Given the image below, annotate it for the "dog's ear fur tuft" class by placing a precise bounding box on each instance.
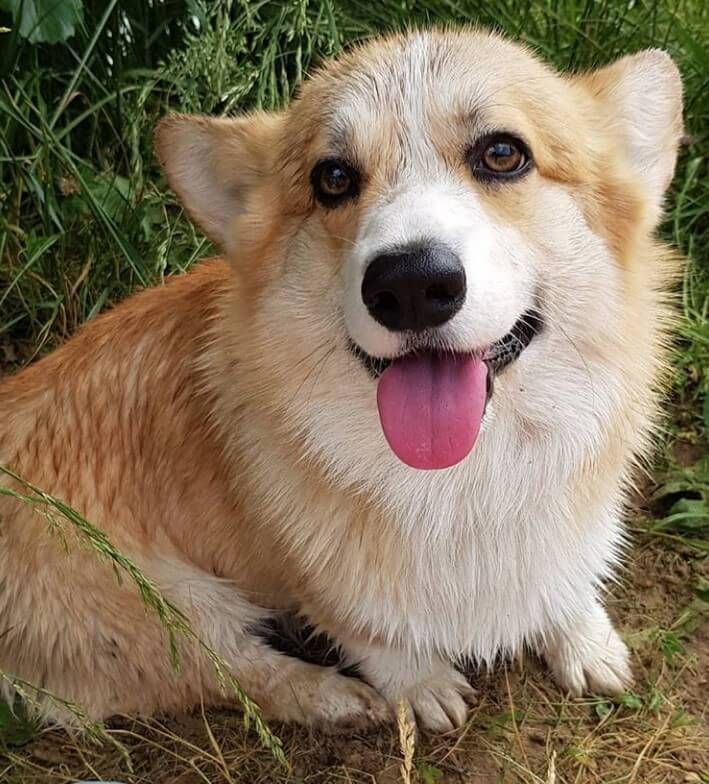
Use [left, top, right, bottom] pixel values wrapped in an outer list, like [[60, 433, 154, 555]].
[[154, 112, 282, 249], [580, 50, 683, 222]]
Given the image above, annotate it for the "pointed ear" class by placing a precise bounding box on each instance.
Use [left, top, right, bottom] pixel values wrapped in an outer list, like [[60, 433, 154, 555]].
[[154, 112, 282, 248], [580, 50, 683, 221]]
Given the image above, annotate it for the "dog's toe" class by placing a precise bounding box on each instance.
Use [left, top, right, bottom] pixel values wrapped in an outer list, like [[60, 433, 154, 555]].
[[401, 665, 474, 733], [266, 664, 393, 730], [545, 607, 633, 697]]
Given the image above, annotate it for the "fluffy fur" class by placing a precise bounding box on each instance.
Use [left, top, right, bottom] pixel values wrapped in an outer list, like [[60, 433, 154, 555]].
[[0, 29, 683, 732]]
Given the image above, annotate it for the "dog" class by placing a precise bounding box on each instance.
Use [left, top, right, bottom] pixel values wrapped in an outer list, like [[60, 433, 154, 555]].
[[0, 29, 683, 732]]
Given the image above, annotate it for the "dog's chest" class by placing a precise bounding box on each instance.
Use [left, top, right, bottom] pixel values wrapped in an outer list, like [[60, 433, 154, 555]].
[[234, 384, 625, 661], [299, 469, 620, 662]]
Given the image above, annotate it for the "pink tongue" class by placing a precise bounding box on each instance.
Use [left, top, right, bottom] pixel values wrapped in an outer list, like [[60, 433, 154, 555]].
[[376, 354, 487, 470]]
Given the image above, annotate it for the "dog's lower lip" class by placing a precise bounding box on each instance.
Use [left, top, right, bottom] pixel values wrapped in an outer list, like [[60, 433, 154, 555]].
[[349, 308, 543, 388], [348, 344, 393, 378]]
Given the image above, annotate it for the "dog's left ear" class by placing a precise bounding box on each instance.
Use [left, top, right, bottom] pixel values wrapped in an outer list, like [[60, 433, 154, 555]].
[[154, 112, 282, 249], [579, 50, 683, 221]]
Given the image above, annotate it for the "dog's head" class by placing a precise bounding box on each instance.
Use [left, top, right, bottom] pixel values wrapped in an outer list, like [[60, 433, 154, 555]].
[[156, 30, 682, 477]]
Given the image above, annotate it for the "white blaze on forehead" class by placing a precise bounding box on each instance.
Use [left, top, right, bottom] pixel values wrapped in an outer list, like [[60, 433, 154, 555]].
[[343, 179, 536, 356], [333, 34, 481, 175]]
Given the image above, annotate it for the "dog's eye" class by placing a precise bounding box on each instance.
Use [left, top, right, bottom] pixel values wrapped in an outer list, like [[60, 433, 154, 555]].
[[471, 134, 531, 180], [482, 141, 524, 173], [311, 159, 359, 206]]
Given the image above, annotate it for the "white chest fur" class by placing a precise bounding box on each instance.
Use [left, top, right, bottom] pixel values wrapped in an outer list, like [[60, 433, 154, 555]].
[[234, 341, 629, 664]]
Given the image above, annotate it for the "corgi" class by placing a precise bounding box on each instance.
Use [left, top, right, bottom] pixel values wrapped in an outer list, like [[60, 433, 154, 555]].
[[0, 29, 683, 733]]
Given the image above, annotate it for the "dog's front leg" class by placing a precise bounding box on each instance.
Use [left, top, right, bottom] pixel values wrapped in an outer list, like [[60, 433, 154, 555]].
[[542, 598, 633, 696], [342, 641, 475, 733]]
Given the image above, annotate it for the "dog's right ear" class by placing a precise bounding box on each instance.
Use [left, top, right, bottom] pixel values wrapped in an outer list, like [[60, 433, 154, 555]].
[[154, 112, 282, 249]]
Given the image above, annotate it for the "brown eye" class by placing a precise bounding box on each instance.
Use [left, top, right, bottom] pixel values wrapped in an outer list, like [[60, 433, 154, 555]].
[[472, 134, 531, 180], [311, 159, 359, 206], [483, 141, 523, 172], [320, 163, 351, 195]]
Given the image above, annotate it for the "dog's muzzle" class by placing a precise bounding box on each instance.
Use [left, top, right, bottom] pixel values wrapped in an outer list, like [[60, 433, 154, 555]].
[[350, 307, 544, 399]]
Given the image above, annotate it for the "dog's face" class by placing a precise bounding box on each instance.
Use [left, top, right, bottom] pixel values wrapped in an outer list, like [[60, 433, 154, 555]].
[[157, 31, 682, 478]]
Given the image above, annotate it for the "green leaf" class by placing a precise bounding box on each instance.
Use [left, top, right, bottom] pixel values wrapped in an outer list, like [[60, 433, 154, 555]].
[[82, 172, 132, 223], [669, 497, 709, 517], [654, 497, 709, 532], [418, 763, 444, 783], [658, 630, 685, 663], [646, 689, 665, 712], [0, 0, 84, 44], [595, 701, 613, 719], [483, 710, 526, 734], [0, 700, 37, 747], [618, 693, 643, 710]]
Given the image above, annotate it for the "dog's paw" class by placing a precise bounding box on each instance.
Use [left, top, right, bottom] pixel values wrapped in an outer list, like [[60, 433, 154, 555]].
[[544, 607, 633, 697], [399, 663, 475, 733], [317, 672, 395, 732], [267, 664, 393, 731]]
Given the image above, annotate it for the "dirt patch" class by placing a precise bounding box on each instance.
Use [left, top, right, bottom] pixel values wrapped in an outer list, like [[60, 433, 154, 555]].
[[2, 530, 707, 784]]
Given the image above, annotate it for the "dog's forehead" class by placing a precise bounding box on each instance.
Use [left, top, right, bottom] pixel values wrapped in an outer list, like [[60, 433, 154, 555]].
[[296, 31, 558, 167], [334, 35, 487, 116], [329, 43, 470, 148]]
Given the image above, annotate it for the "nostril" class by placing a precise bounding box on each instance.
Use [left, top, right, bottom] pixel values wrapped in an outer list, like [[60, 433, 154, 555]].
[[425, 283, 455, 303], [371, 290, 399, 320]]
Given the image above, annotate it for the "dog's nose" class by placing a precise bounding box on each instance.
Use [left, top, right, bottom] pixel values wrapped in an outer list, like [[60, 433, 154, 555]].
[[361, 244, 466, 332]]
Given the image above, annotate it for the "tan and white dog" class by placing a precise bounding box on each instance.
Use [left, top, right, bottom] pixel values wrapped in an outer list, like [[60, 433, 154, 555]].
[[0, 29, 683, 732]]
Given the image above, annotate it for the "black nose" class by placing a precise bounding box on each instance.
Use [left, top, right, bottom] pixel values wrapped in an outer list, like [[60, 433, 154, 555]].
[[361, 244, 466, 332]]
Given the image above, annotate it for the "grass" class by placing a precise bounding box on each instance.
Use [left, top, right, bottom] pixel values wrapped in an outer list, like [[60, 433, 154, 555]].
[[0, 0, 707, 781]]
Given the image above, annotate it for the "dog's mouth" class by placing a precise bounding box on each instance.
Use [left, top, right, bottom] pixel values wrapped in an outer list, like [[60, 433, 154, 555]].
[[351, 309, 543, 381], [349, 309, 543, 471]]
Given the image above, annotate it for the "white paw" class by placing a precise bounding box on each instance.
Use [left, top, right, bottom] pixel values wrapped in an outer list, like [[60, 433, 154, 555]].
[[400, 663, 475, 733], [267, 664, 393, 731], [545, 607, 633, 697]]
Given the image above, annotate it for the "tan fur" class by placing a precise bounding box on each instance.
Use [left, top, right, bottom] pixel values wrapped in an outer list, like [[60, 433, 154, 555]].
[[0, 29, 683, 731]]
